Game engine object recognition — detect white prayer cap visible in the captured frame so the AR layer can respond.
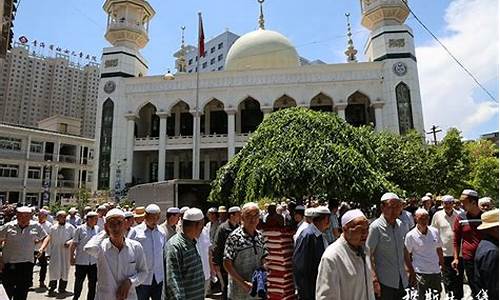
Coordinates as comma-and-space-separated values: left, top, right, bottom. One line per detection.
105, 208, 125, 221
124, 211, 134, 218
97, 205, 107, 211
69, 207, 77, 213
207, 207, 218, 213
304, 208, 315, 217
84, 206, 92, 211
415, 208, 429, 216
85, 211, 98, 219
167, 207, 180, 214
478, 197, 492, 206
381, 192, 400, 202
295, 205, 305, 211
228, 206, 241, 213
183, 208, 204, 221
56, 210, 67, 217
39, 208, 50, 215
425, 192, 433, 197
16, 206, 32, 213
180, 206, 190, 214
442, 195, 455, 204
461, 189, 478, 197
421, 196, 432, 202
218, 206, 227, 213
314, 206, 331, 216
341, 209, 366, 227
145, 204, 161, 214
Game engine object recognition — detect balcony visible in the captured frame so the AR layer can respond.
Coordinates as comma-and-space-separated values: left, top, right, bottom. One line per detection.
0, 148, 26, 160
108, 21, 147, 35
59, 154, 77, 164
0, 177, 23, 188
57, 180, 75, 188
134, 133, 252, 151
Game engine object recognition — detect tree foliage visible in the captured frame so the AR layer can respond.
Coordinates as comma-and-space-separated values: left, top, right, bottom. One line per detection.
208, 108, 498, 206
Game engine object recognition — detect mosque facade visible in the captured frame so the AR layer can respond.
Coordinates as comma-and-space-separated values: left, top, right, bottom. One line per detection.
93, 0, 424, 191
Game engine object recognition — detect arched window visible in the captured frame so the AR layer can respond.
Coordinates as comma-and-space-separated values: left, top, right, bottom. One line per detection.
98, 99, 114, 189
396, 82, 414, 134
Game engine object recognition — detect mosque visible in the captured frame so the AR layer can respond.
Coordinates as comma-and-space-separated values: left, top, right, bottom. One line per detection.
93, 0, 425, 192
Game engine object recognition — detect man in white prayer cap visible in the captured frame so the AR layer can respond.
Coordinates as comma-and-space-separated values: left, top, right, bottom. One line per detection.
85, 208, 148, 300
161, 207, 181, 241
128, 204, 166, 300
478, 197, 493, 212
293, 207, 314, 243
316, 209, 375, 300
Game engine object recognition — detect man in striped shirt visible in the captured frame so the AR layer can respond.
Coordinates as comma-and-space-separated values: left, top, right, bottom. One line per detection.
163, 208, 205, 300
452, 189, 484, 299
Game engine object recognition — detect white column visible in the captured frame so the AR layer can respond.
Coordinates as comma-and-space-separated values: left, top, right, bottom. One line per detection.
372, 102, 385, 131
26, 135, 31, 160
262, 107, 273, 119
335, 103, 347, 120
55, 139, 61, 162
74, 169, 79, 191
22, 163, 28, 205
157, 112, 169, 181
204, 154, 210, 180
192, 111, 201, 179
125, 114, 136, 184
227, 110, 236, 160
51, 165, 59, 203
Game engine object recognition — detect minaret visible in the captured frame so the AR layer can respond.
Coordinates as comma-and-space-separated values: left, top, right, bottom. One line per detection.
175, 26, 187, 73
344, 13, 358, 63
94, 0, 155, 191
360, 0, 424, 135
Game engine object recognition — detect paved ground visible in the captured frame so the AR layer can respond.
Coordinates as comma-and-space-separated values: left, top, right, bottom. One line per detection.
27, 265, 472, 300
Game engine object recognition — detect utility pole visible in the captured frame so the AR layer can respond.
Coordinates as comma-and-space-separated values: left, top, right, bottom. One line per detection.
426, 125, 442, 145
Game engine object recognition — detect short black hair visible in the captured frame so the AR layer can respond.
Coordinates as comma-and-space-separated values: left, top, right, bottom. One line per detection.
182, 219, 201, 229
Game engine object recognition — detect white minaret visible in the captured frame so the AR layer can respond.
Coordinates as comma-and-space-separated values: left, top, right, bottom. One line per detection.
94, 0, 155, 191
361, 0, 424, 135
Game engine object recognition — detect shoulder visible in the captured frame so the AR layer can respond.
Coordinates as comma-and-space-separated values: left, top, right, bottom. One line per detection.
125, 238, 143, 250
369, 217, 383, 228
428, 226, 439, 235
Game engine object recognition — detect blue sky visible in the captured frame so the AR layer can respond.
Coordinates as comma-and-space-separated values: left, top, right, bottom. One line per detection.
13, 0, 498, 140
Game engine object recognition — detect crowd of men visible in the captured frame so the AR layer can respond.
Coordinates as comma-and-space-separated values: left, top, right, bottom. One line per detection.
0, 188, 497, 300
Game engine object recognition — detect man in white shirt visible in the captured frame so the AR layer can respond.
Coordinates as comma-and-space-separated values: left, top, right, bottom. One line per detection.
316, 209, 375, 300
293, 207, 314, 243
405, 208, 444, 300
35, 208, 52, 289
0, 206, 47, 300
70, 211, 101, 300
128, 204, 165, 300
160, 207, 180, 241
84, 208, 148, 300
39, 210, 75, 297
196, 224, 213, 296
67, 207, 82, 228
431, 195, 463, 299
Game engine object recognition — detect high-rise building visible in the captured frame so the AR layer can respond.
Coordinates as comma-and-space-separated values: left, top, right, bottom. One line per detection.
0, 42, 100, 137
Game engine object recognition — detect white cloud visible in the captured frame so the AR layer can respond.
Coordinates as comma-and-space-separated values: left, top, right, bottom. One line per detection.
416, 0, 498, 139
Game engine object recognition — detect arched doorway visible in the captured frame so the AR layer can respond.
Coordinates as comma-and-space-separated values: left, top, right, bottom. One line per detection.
273, 95, 296, 112
203, 99, 227, 134
136, 103, 159, 138
239, 97, 263, 133
345, 92, 374, 127
310, 93, 334, 112
169, 101, 192, 136
396, 82, 414, 134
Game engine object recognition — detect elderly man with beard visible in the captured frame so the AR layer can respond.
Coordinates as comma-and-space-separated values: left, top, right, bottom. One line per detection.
39, 210, 75, 297
0, 206, 47, 300
316, 209, 375, 300
84, 209, 148, 300
128, 204, 166, 300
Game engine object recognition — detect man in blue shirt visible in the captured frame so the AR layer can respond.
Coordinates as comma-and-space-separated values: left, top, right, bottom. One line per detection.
474, 209, 498, 300
293, 206, 331, 300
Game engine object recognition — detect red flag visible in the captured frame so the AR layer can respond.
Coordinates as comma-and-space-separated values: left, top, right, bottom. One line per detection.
198, 12, 205, 58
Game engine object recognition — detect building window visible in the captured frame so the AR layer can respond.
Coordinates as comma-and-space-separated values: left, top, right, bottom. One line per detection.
0, 137, 22, 151
218, 54, 223, 61
30, 141, 43, 153
27, 166, 41, 179
218, 66, 223, 71
218, 42, 223, 49
210, 58, 215, 65
210, 47, 215, 53
98, 99, 114, 189
188, 59, 193, 65
0, 164, 18, 177
202, 62, 207, 68
396, 82, 414, 134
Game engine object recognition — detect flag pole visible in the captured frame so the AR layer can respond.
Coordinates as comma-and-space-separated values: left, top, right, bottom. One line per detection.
193, 12, 204, 180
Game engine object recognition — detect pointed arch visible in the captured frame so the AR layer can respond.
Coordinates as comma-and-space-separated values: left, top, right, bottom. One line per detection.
137, 102, 159, 138
395, 82, 414, 134
273, 94, 297, 112
239, 97, 264, 133
345, 91, 375, 127
310, 92, 334, 112
203, 98, 227, 134
98, 98, 114, 189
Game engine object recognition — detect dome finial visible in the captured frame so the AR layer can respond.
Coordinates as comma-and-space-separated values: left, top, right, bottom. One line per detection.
176, 26, 187, 73
344, 12, 358, 63
257, 0, 265, 30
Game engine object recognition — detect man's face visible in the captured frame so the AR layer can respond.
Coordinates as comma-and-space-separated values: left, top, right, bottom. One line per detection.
125, 217, 135, 228
317, 215, 331, 232
230, 212, 241, 224
134, 216, 145, 224
105, 216, 125, 237
194, 220, 204, 238
480, 202, 492, 212
168, 214, 180, 225
443, 202, 454, 212
293, 212, 303, 223
344, 217, 369, 248
208, 212, 218, 223
381, 199, 401, 223
145, 213, 160, 227
242, 208, 260, 230
38, 213, 47, 222
423, 200, 432, 210
87, 216, 98, 227
57, 214, 66, 224
415, 213, 429, 228
460, 195, 477, 212
16, 212, 31, 226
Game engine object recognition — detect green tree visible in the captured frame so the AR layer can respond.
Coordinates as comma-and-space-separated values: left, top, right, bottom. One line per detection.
465, 139, 499, 204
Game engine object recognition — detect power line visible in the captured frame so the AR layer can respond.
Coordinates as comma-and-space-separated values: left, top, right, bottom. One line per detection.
400, 0, 498, 103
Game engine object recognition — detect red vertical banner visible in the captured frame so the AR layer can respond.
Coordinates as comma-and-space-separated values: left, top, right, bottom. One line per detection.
198, 12, 205, 58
